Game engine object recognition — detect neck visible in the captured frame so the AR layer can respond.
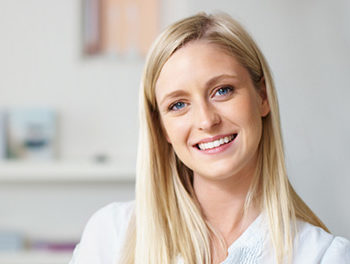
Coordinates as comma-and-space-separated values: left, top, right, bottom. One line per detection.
193, 157, 260, 244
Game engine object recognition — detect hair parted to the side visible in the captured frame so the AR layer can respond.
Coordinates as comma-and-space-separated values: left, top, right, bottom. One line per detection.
119, 12, 329, 264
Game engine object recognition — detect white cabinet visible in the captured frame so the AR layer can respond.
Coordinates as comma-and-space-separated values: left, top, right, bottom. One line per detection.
0, 161, 135, 264
0, 251, 72, 264
0, 161, 135, 182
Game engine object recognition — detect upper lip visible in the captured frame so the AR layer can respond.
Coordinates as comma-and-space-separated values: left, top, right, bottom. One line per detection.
193, 133, 236, 146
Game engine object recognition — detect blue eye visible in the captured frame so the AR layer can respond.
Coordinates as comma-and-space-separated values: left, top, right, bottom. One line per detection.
170, 101, 186, 111
215, 86, 233, 96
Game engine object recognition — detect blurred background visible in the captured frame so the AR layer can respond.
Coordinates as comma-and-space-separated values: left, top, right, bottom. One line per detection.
0, 0, 349, 263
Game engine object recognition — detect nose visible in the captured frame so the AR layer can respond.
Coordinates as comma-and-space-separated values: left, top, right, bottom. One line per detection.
194, 102, 221, 131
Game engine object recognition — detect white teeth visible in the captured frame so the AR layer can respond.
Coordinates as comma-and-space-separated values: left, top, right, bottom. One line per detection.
198, 134, 236, 150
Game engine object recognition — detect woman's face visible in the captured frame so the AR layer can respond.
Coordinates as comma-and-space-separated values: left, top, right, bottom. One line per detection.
155, 40, 269, 181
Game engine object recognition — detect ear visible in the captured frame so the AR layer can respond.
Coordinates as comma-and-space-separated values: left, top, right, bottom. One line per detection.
258, 77, 270, 117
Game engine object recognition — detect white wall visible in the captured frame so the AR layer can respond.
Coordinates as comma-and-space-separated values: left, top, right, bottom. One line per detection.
0, 0, 139, 241
0, 0, 349, 241
0, 0, 142, 165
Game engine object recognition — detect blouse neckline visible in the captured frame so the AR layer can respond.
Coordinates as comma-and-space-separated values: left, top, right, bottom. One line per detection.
221, 213, 265, 263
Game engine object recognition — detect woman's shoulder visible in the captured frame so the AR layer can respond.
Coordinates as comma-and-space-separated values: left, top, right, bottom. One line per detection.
82, 200, 134, 239
85, 200, 134, 240
69, 200, 135, 264
293, 220, 350, 263
88, 200, 135, 227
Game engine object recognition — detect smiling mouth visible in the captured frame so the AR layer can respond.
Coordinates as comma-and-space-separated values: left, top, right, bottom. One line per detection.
196, 134, 237, 150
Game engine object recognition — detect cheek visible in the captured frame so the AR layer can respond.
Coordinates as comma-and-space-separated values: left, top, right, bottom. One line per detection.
223, 95, 263, 143
224, 96, 261, 125
162, 116, 190, 145
246, 100, 263, 129
241, 98, 264, 143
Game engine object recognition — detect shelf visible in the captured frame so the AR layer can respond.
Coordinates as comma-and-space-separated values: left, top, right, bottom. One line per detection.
0, 250, 72, 264
0, 161, 135, 182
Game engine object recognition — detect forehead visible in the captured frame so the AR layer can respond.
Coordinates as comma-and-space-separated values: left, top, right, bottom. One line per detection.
155, 40, 249, 100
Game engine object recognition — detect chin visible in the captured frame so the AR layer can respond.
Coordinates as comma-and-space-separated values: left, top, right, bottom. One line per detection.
195, 166, 240, 181
193, 155, 256, 182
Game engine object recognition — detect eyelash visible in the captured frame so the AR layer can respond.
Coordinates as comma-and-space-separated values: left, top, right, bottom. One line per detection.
214, 86, 234, 97
167, 85, 234, 112
169, 101, 186, 111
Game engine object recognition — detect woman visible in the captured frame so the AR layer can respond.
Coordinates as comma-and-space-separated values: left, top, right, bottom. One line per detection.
70, 13, 350, 264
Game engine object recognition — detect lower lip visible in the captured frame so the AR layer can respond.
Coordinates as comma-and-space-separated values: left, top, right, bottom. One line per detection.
195, 135, 237, 155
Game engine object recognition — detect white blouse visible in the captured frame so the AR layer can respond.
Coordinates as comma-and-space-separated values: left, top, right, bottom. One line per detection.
69, 201, 350, 264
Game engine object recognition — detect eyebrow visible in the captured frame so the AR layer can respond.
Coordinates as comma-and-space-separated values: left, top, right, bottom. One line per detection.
205, 74, 237, 88
159, 90, 189, 107
159, 74, 237, 106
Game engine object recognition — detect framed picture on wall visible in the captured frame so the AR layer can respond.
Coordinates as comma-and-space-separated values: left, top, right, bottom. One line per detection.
82, 0, 159, 57
83, 0, 102, 55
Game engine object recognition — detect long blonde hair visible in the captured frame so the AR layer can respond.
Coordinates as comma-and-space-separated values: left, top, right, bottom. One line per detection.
120, 12, 328, 264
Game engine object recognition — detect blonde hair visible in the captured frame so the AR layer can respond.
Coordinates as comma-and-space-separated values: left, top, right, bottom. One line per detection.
119, 12, 328, 264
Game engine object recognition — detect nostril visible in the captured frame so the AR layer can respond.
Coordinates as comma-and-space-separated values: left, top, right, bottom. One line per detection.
197, 113, 221, 130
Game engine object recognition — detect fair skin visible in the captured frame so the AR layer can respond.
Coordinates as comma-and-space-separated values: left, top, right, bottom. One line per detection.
155, 40, 270, 263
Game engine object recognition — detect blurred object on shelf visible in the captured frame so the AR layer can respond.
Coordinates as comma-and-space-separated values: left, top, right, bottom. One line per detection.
7, 108, 58, 161
0, 110, 6, 159
0, 235, 75, 264
82, 0, 159, 57
93, 153, 109, 163
0, 231, 77, 253
31, 240, 77, 252
0, 231, 25, 252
